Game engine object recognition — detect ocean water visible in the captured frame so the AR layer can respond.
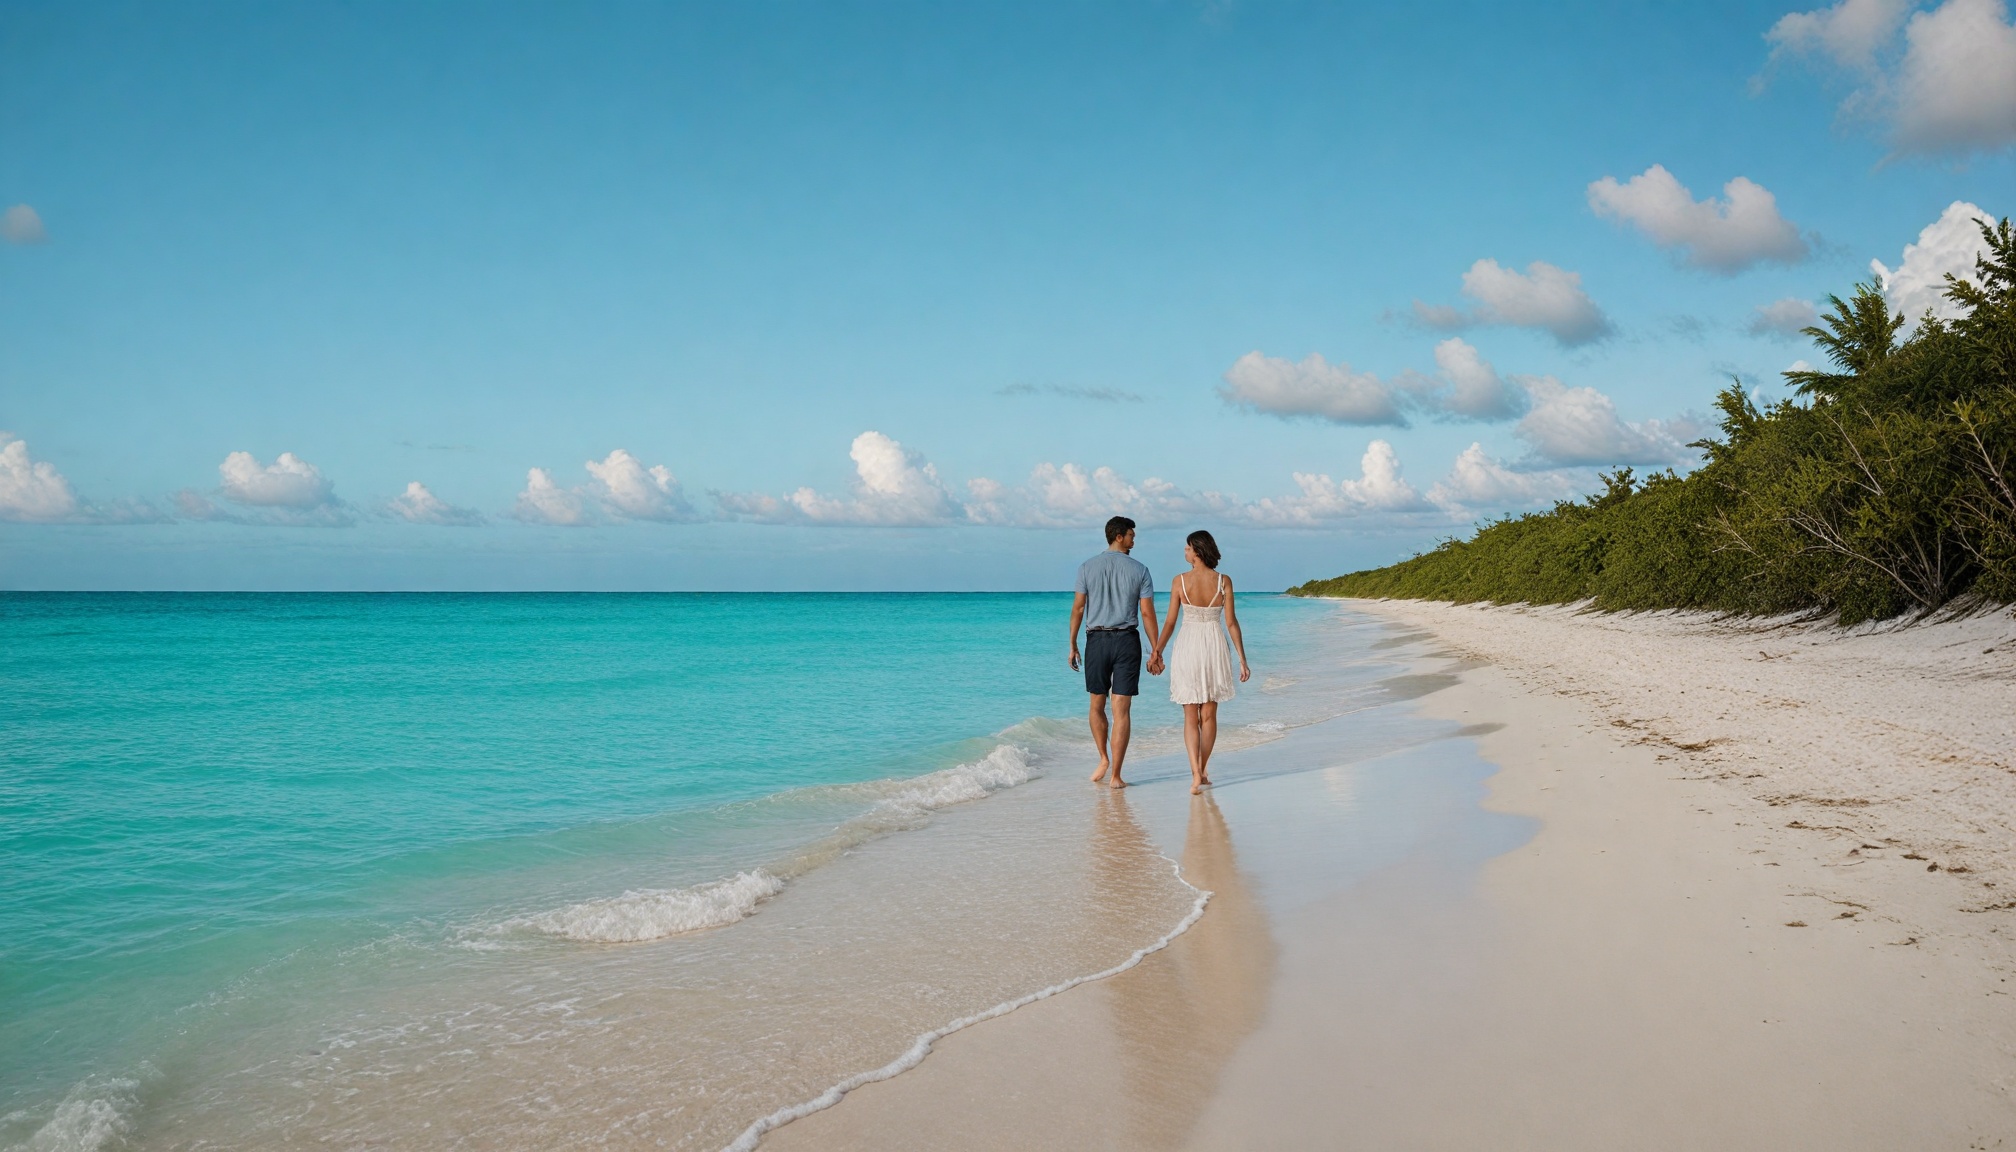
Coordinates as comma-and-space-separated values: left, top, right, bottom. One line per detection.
1, 591, 1407, 1150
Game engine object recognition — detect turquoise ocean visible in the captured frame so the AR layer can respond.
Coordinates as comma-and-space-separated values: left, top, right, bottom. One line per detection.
2, 592, 1419, 1150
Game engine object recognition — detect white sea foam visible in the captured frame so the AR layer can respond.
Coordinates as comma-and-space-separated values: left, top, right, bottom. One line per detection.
5, 1068, 151, 1152
504, 869, 787, 944
720, 853, 1213, 1152
505, 744, 1037, 945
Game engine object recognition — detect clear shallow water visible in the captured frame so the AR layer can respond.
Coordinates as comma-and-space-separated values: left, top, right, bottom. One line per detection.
1, 591, 1405, 1150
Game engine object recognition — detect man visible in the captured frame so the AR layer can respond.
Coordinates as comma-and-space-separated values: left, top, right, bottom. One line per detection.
1068, 516, 1162, 789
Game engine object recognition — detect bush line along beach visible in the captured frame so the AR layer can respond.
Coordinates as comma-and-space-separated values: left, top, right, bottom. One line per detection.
1293, 217, 2016, 624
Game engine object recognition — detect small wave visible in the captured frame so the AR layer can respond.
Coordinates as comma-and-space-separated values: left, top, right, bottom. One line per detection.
500, 744, 1037, 945
5, 1068, 152, 1152
503, 870, 786, 944
722, 853, 1213, 1152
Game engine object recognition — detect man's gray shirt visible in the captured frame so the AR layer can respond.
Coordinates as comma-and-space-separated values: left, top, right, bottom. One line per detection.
1076, 550, 1155, 631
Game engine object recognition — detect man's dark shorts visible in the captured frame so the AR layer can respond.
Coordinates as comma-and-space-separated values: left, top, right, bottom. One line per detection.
1083, 627, 1142, 697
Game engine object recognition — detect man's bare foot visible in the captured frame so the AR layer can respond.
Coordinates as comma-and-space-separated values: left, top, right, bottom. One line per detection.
1109, 777, 1128, 789
1198, 775, 1212, 787
1190, 784, 1202, 795
1090, 764, 1109, 783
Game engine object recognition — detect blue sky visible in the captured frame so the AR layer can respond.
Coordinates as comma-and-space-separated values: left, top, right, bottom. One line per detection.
2, 0, 2011, 589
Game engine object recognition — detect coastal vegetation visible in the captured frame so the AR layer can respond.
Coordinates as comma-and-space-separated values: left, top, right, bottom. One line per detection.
1293, 216, 2016, 624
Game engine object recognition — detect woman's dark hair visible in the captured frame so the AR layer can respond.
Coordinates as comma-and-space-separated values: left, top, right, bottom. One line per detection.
1186, 529, 1221, 569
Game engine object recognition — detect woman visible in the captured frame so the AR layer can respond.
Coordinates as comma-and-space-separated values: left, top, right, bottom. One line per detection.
1153, 529, 1251, 795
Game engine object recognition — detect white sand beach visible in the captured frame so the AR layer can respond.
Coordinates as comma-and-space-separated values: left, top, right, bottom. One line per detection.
765, 600, 2016, 1150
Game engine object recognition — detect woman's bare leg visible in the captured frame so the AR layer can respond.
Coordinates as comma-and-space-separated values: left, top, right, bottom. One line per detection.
1183, 703, 1205, 794
1197, 701, 1219, 786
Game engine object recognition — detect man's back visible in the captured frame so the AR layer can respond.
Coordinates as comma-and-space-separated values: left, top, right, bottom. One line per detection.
1076, 550, 1154, 630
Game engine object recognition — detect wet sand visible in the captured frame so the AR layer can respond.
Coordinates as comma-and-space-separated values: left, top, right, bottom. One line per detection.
764, 604, 2016, 1150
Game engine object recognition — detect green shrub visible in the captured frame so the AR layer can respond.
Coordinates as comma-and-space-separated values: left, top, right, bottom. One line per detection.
1293, 216, 2016, 623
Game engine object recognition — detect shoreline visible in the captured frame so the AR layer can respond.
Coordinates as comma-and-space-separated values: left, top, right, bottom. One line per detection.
763, 599, 2016, 1150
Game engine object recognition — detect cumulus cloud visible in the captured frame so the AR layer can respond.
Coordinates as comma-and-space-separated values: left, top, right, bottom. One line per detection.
584, 448, 699, 522
1766, 0, 1908, 68
1871, 200, 1998, 323
174, 450, 352, 525
1424, 338, 1529, 421
1749, 297, 1822, 338
0, 433, 82, 521
387, 481, 485, 526
1893, 0, 2016, 152
1588, 165, 1808, 272
1, 205, 46, 245
1413, 259, 1614, 346
511, 467, 590, 526
716, 431, 960, 527
1220, 339, 1527, 426
1427, 443, 1582, 514
1218, 352, 1407, 425
1762, 0, 2016, 155
217, 451, 334, 507
965, 442, 1432, 529
1514, 377, 1698, 467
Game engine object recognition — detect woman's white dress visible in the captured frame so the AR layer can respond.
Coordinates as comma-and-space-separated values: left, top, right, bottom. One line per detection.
1168, 573, 1236, 705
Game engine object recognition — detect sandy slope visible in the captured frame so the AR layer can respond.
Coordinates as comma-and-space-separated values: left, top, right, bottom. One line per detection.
761, 600, 2016, 1151
1355, 600, 2016, 923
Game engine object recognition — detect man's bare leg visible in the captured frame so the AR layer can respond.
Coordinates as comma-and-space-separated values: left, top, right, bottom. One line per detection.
1108, 694, 1133, 788
1088, 693, 1112, 782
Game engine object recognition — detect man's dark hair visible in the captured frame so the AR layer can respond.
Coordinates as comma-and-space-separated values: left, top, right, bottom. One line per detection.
1104, 516, 1136, 544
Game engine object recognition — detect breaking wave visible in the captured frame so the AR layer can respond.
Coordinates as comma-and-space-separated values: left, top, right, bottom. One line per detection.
501, 743, 1038, 944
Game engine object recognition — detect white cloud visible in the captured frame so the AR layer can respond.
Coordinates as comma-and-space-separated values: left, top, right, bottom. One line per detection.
965, 464, 1204, 529
584, 449, 699, 522
965, 441, 1431, 529
1749, 297, 1822, 338
1893, 0, 2016, 152
218, 451, 335, 508
1762, 0, 2016, 154
1427, 338, 1528, 420
1587, 165, 1808, 272
717, 431, 960, 526
1220, 339, 1526, 426
1871, 200, 1998, 322
1766, 0, 1907, 68
1219, 351, 1406, 425
0, 433, 81, 521
1514, 377, 1697, 467
1415, 259, 1614, 346
387, 481, 484, 526
171, 450, 352, 525
1427, 443, 1581, 513
512, 468, 590, 526
1, 205, 46, 245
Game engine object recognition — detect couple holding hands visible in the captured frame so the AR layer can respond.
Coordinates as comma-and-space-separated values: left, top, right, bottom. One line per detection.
1067, 516, 1250, 796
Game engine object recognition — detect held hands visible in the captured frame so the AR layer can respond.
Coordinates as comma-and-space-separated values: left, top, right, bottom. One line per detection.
1148, 650, 1165, 676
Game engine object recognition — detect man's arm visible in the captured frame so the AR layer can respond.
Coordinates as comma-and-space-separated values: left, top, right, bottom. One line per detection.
1139, 590, 1161, 674
1068, 591, 1087, 670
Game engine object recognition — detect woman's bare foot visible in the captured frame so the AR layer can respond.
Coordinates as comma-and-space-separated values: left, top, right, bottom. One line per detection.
1090, 763, 1109, 783
1198, 775, 1212, 787
1109, 777, 1128, 789
1190, 783, 1202, 795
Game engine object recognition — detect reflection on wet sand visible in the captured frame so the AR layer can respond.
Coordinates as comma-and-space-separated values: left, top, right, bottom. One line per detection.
1094, 790, 1276, 1149
761, 786, 1276, 1152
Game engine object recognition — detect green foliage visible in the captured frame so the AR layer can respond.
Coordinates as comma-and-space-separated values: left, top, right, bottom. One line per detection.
1292, 215, 2016, 624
